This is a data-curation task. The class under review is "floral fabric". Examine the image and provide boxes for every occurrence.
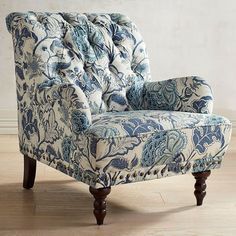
[6,12,232,188]
[128,76,213,113]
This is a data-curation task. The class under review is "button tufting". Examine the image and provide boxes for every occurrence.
[10,12,149,115]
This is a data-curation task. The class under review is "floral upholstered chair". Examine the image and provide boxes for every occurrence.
[6,12,232,225]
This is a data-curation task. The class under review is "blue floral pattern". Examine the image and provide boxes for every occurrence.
[71,110,90,134]
[6,12,232,188]
[128,77,214,114]
[142,130,187,167]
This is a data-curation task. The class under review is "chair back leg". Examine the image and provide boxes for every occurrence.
[23,155,37,189]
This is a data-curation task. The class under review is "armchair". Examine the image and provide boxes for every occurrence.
[6,12,232,225]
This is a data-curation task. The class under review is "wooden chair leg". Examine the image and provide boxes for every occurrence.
[192,170,211,206]
[23,154,37,189]
[89,186,111,225]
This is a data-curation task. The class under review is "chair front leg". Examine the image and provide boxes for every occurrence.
[23,155,37,189]
[192,170,211,206]
[89,186,111,225]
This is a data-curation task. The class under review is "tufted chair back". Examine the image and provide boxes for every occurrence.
[6,12,150,114]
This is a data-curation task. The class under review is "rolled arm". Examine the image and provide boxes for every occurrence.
[34,82,92,132]
[128,76,213,114]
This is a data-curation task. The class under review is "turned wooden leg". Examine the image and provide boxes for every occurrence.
[89,186,111,225]
[23,155,37,189]
[192,170,211,206]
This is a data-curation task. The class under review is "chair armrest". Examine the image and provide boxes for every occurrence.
[34,82,92,132]
[128,76,213,114]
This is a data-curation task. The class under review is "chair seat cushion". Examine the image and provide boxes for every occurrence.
[89,110,229,138]
[81,110,231,188]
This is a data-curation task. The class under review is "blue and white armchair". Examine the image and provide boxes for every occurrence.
[6,12,232,225]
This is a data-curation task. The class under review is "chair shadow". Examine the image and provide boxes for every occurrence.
[0,180,196,232]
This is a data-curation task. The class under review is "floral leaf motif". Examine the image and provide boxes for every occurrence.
[193,126,225,154]
[46,145,61,163]
[110,138,141,156]
[24,52,45,78]
[98,137,141,160]
[126,81,144,110]
[122,118,163,136]
[109,93,127,106]
[192,96,212,114]
[49,61,71,77]
[73,25,97,63]
[58,100,69,124]
[44,110,60,143]
[90,137,97,157]
[22,109,39,141]
[110,23,136,44]
[108,158,129,170]
[61,136,73,162]
[88,125,119,139]
[50,39,64,52]
[71,110,90,134]
[16,27,32,55]
[70,70,94,93]
[88,29,105,59]
[144,80,180,110]
[141,130,187,167]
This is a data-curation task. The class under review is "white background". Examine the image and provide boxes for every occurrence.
[1,0,236,132]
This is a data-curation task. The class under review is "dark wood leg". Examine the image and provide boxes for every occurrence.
[23,155,37,189]
[192,170,211,206]
[89,186,111,225]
